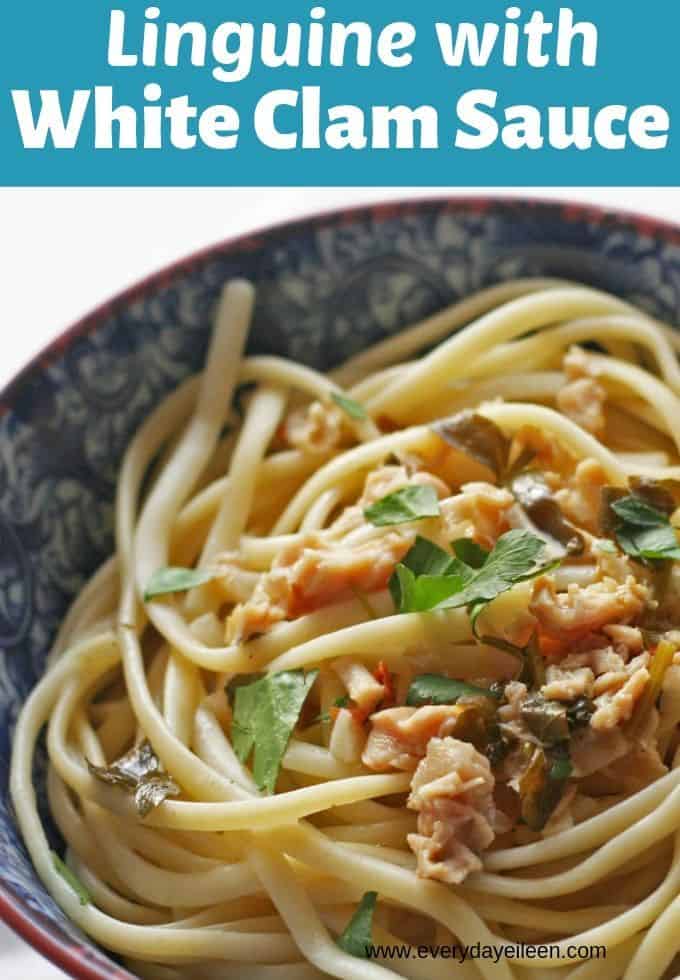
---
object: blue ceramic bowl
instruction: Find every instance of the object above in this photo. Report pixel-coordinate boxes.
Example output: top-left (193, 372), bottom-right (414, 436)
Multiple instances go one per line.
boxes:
top-left (2, 197), bottom-right (680, 979)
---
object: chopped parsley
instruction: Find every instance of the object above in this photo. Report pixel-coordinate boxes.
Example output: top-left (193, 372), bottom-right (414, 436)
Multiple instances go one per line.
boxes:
top-left (231, 669), bottom-right (318, 794)
top-left (548, 753), bottom-right (573, 782)
top-left (452, 538), bottom-right (489, 569)
top-left (364, 485), bottom-right (440, 527)
top-left (144, 566), bottom-right (214, 600)
top-left (389, 530), bottom-right (557, 629)
top-left (337, 891), bottom-right (377, 958)
top-left (331, 392), bottom-right (368, 421)
top-left (51, 852), bottom-right (91, 905)
top-left (406, 674), bottom-right (500, 707)
top-left (609, 495), bottom-right (680, 561)
top-left (311, 695), bottom-right (351, 725)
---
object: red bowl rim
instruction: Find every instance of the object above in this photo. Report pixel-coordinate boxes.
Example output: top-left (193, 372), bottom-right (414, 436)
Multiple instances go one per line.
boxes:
top-left (2, 191), bottom-right (680, 980)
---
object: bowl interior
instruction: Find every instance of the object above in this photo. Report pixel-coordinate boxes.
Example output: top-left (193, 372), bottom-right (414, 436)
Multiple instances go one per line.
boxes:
top-left (2, 197), bottom-right (680, 978)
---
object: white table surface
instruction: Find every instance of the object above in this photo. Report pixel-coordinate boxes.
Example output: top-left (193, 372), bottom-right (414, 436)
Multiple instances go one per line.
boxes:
top-left (2, 185), bottom-right (680, 979)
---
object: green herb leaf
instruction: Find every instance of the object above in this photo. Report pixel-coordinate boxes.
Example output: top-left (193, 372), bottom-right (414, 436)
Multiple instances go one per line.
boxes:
top-left (617, 525), bottom-right (680, 560)
top-left (595, 539), bottom-right (618, 554)
top-left (231, 669), bottom-right (318, 794)
top-left (629, 638), bottom-right (678, 737)
top-left (437, 530), bottom-right (552, 616)
top-left (389, 564), bottom-right (472, 614)
top-left (51, 852), bottom-right (91, 905)
top-left (144, 566), bottom-right (213, 601)
top-left (406, 674), bottom-right (500, 707)
top-left (390, 530), bottom-right (554, 619)
top-left (388, 536), bottom-right (461, 610)
top-left (447, 530), bottom-right (548, 602)
top-left (225, 673), bottom-right (264, 705)
top-left (364, 485), bottom-right (440, 527)
top-left (468, 599), bottom-right (490, 636)
top-left (548, 751), bottom-right (573, 782)
top-left (87, 740), bottom-right (180, 818)
top-left (311, 695), bottom-right (351, 726)
top-left (611, 497), bottom-right (671, 527)
top-left (600, 487), bottom-right (628, 534)
top-left (452, 539), bottom-right (489, 569)
top-left (337, 891), bottom-right (377, 959)
top-left (398, 535), bottom-right (457, 577)
top-left (331, 392), bottom-right (368, 421)
top-left (519, 747), bottom-right (569, 831)
top-left (609, 495), bottom-right (680, 561)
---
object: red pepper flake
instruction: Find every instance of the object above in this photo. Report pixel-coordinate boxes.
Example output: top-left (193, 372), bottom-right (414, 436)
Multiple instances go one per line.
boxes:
top-left (377, 414), bottom-right (400, 433)
top-left (329, 702), bottom-right (370, 725)
top-left (374, 660), bottom-right (396, 707)
top-left (348, 704), bottom-right (371, 725)
top-left (271, 421), bottom-right (290, 451)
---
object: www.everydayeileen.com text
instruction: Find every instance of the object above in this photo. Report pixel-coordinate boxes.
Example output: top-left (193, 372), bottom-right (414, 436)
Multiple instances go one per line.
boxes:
top-left (367, 942), bottom-right (607, 964)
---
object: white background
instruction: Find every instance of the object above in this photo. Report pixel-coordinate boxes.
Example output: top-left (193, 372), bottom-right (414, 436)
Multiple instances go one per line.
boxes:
top-left (1, 185), bottom-right (680, 979)
top-left (3, 187), bottom-right (680, 383)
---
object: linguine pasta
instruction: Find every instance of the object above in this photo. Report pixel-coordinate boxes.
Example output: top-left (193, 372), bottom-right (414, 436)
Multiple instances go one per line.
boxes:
top-left (12, 277), bottom-right (680, 980)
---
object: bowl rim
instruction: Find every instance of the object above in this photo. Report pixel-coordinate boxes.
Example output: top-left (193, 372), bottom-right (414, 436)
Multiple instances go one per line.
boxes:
top-left (2, 191), bottom-right (680, 980)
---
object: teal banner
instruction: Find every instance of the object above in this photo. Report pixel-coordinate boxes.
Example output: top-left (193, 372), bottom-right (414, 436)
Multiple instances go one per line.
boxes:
top-left (0, 1), bottom-right (676, 185)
